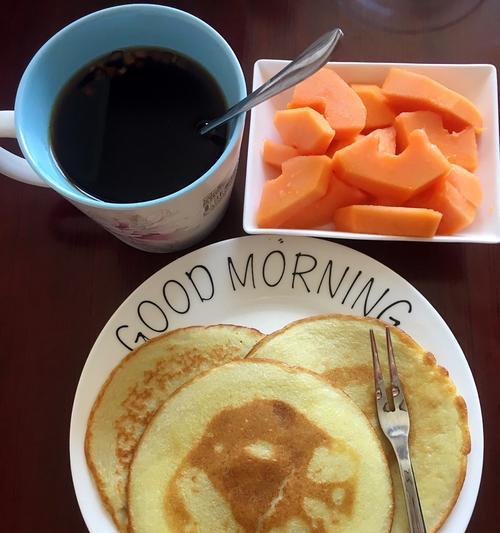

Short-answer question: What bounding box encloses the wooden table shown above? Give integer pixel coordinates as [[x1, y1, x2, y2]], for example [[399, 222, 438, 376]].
[[1, 1, 498, 531]]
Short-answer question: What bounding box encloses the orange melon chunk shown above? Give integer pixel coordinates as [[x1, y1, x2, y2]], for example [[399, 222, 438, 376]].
[[274, 107, 335, 155], [395, 111, 478, 171], [445, 164, 482, 207], [351, 84, 396, 131], [288, 68, 366, 139], [326, 136, 363, 158], [382, 68, 483, 131], [406, 177, 476, 235], [332, 129, 451, 203], [368, 126, 396, 154], [326, 127, 395, 158], [281, 174, 369, 229], [257, 155, 332, 228], [333, 205, 442, 237], [263, 140, 300, 168]]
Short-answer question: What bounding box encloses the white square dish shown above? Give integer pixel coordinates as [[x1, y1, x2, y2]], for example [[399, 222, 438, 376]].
[[243, 60, 500, 243]]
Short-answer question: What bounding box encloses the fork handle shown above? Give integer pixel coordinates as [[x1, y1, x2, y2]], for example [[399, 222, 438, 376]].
[[394, 444, 427, 533]]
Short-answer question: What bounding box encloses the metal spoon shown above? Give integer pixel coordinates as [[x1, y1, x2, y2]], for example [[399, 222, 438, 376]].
[[199, 28, 344, 135]]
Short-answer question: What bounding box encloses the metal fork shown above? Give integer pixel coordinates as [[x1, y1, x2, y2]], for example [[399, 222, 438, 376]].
[[369, 328, 427, 533]]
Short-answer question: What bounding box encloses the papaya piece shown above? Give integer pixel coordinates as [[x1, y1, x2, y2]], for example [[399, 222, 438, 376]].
[[332, 129, 451, 203], [274, 107, 335, 155], [445, 164, 482, 207], [288, 68, 366, 139], [281, 174, 370, 229], [333, 205, 442, 237], [395, 111, 478, 171], [326, 136, 363, 158], [351, 84, 396, 131], [256, 155, 332, 228], [367, 126, 396, 154], [262, 140, 300, 168], [326, 127, 395, 159], [406, 177, 476, 234], [382, 68, 483, 132]]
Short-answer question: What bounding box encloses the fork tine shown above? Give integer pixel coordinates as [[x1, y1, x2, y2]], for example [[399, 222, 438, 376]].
[[369, 329, 388, 410], [385, 327, 407, 411]]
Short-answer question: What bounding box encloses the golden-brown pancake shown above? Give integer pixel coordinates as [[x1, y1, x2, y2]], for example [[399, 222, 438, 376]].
[[85, 325, 263, 532], [128, 359, 394, 533], [247, 314, 470, 533]]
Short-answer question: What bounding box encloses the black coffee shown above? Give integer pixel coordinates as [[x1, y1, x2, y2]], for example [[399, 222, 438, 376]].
[[50, 47, 228, 203]]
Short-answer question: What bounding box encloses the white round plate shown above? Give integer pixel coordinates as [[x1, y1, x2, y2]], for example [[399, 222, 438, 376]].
[[70, 235, 482, 533]]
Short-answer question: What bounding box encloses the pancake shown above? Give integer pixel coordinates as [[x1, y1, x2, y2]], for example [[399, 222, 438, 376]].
[[247, 314, 470, 533], [85, 324, 263, 532], [128, 359, 394, 533]]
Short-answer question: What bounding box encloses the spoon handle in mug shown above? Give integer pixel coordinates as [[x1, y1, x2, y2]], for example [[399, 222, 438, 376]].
[[199, 28, 343, 134]]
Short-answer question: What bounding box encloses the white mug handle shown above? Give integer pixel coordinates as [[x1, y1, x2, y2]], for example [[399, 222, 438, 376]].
[[0, 110, 48, 187]]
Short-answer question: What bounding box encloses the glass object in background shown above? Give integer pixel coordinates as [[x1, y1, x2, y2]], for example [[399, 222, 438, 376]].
[[339, 0, 483, 33]]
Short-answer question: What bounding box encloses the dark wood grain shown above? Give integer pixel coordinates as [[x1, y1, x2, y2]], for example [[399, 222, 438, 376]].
[[0, 1, 498, 531]]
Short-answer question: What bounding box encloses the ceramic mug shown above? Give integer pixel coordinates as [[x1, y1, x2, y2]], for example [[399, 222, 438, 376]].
[[0, 4, 246, 252]]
